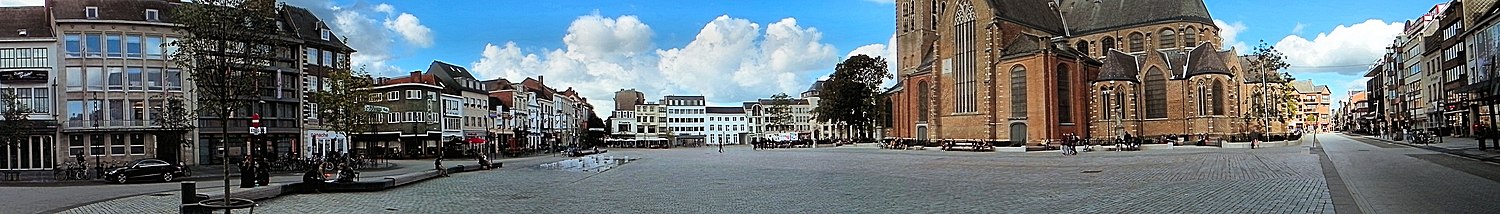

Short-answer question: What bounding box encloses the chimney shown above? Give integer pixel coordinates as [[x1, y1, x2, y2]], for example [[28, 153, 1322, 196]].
[[410, 70, 420, 80], [539, 75, 544, 84]]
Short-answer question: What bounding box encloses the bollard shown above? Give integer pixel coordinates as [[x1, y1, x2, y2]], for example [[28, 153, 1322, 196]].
[[181, 181, 197, 204]]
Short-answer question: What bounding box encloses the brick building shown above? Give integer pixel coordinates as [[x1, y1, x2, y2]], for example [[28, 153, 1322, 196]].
[[887, 0, 1287, 145]]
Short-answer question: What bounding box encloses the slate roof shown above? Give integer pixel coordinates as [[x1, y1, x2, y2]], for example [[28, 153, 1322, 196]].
[[705, 107, 745, 114], [984, 0, 1066, 35], [1096, 49, 1140, 82], [280, 6, 353, 51], [0, 6, 53, 39], [1183, 42, 1233, 77], [51, 0, 179, 22], [1290, 79, 1328, 94], [1058, 0, 1215, 35], [482, 78, 514, 91], [756, 98, 810, 106]]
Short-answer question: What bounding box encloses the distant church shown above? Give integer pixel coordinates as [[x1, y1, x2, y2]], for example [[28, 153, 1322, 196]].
[[886, 0, 1290, 145]]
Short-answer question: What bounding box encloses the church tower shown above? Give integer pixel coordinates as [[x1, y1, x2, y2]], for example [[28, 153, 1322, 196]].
[[895, 0, 939, 76]]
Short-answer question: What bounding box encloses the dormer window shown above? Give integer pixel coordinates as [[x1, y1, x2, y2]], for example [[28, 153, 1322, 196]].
[[145, 9, 159, 22], [85, 7, 99, 19], [17, 29, 26, 37], [320, 29, 330, 41]]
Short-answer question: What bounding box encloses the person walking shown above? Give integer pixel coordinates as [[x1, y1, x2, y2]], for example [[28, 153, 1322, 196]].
[[718, 142, 724, 153]]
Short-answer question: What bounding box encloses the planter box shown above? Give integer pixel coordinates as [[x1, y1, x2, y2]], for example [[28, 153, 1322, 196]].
[[1141, 144, 1172, 150], [995, 147, 1026, 153]]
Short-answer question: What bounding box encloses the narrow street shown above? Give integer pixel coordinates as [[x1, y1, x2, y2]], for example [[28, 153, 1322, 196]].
[[1318, 133, 1500, 213]]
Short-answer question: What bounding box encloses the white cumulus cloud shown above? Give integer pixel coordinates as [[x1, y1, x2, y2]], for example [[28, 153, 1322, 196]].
[[471, 15, 844, 116], [1275, 19, 1404, 75], [0, 0, 41, 6], [384, 13, 435, 47], [280, 0, 437, 76], [1213, 19, 1249, 53]]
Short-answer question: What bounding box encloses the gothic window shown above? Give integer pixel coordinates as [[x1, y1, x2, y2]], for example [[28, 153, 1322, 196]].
[[1101, 88, 1113, 120], [1101, 37, 1116, 52], [1128, 32, 1145, 52], [953, 1, 977, 113], [1197, 83, 1208, 116], [1159, 29, 1176, 49], [1213, 80, 1226, 115], [1057, 64, 1072, 123], [1011, 65, 1027, 118], [918, 81, 930, 122], [1145, 67, 1167, 118], [1184, 27, 1199, 47], [1075, 41, 1089, 56]]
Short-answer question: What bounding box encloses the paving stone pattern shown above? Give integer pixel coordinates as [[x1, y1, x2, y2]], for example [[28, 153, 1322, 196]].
[[62, 146, 1332, 214]]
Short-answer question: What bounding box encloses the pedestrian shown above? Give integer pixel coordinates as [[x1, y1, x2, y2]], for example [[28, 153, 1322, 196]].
[[435, 157, 449, 177], [718, 142, 724, 153]]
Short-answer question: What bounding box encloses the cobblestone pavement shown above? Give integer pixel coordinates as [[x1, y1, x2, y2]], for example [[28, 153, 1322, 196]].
[[4, 159, 433, 214], [57, 144, 1333, 214]]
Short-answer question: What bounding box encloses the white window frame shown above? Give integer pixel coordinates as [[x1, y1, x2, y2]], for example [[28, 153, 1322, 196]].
[[86, 7, 99, 19], [321, 29, 330, 41], [145, 9, 159, 22], [386, 91, 398, 101], [407, 90, 420, 99]]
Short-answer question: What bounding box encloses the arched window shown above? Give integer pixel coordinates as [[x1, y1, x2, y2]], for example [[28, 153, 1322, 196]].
[[953, 1, 977, 113], [1159, 29, 1176, 49], [1213, 80, 1226, 115], [1101, 37, 1116, 52], [1184, 27, 1199, 47], [1011, 65, 1027, 118], [1145, 67, 1167, 118], [1101, 87, 1112, 120], [1196, 83, 1208, 116], [1057, 64, 1072, 123], [1075, 41, 1089, 56], [918, 81, 930, 122], [1128, 32, 1145, 52]]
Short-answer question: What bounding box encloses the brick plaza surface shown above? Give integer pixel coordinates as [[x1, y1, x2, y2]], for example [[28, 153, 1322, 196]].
[[63, 144, 1332, 214]]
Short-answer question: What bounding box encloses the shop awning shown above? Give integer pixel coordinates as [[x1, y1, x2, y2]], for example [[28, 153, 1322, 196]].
[[467, 137, 487, 144]]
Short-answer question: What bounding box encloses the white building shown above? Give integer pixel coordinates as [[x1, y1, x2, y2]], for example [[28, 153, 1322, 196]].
[[705, 107, 747, 145], [663, 95, 706, 146]]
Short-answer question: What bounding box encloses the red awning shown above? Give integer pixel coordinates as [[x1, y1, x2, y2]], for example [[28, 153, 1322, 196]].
[[467, 138, 487, 144]]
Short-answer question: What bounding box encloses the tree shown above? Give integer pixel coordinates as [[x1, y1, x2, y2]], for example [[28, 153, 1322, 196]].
[[149, 94, 196, 164], [0, 90, 35, 147], [170, 0, 284, 206], [813, 55, 893, 139], [1241, 41, 1298, 140], [311, 66, 375, 159], [766, 92, 796, 133]]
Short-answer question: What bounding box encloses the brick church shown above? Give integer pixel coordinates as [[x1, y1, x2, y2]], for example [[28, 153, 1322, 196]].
[[886, 0, 1291, 146]]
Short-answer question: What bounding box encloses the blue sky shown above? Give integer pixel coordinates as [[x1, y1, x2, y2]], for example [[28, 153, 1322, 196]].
[[0, 0, 1450, 113]]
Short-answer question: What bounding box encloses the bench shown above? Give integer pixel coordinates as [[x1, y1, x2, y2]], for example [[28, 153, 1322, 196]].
[[942, 141, 994, 151]]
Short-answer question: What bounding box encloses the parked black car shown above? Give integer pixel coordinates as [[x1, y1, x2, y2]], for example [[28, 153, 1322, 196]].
[[104, 159, 186, 184]]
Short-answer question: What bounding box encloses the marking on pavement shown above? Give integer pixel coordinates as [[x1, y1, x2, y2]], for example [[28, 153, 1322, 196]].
[[1080, 170, 1102, 173]]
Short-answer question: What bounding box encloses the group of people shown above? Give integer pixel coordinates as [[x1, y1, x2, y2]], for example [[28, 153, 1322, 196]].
[[1060, 134, 1084, 156]]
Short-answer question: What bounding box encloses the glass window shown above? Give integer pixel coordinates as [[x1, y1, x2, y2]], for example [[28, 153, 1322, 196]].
[[146, 68, 163, 90], [1057, 64, 1071, 123], [65, 34, 81, 58], [305, 48, 317, 65], [1159, 29, 1176, 49], [85, 33, 102, 57], [107, 67, 124, 90], [1184, 27, 1199, 46], [67, 100, 84, 122], [145, 36, 163, 59], [164, 37, 178, 57], [126, 35, 142, 58], [67, 66, 84, 90], [166, 69, 182, 90], [1146, 68, 1168, 118], [127, 67, 143, 90], [106, 34, 122, 58], [1128, 32, 1145, 52], [31, 87, 49, 113], [86, 67, 104, 91], [90, 135, 103, 156], [322, 50, 332, 66], [108, 99, 125, 123], [110, 134, 125, 155], [1010, 65, 1027, 118]]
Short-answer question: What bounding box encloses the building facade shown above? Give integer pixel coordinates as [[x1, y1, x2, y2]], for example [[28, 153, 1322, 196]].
[[0, 6, 59, 170], [705, 107, 746, 145], [886, 0, 1288, 145]]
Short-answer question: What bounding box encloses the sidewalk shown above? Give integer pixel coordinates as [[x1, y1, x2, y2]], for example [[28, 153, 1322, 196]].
[[1356, 133, 1500, 163], [2, 159, 435, 186]]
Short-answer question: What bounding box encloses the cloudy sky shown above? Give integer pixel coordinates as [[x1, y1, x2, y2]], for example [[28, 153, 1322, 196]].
[[0, 0, 1449, 114]]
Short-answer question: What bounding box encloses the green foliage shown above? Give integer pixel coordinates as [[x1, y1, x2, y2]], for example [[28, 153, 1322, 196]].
[[0, 90, 35, 146], [813, 55, 892, 136], [312, 67, 377, 138], [169, 0, 283, 119], [766, 92, 795, 133], [150, 94, 196, 147], [1240, 40, 1297, 137]]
